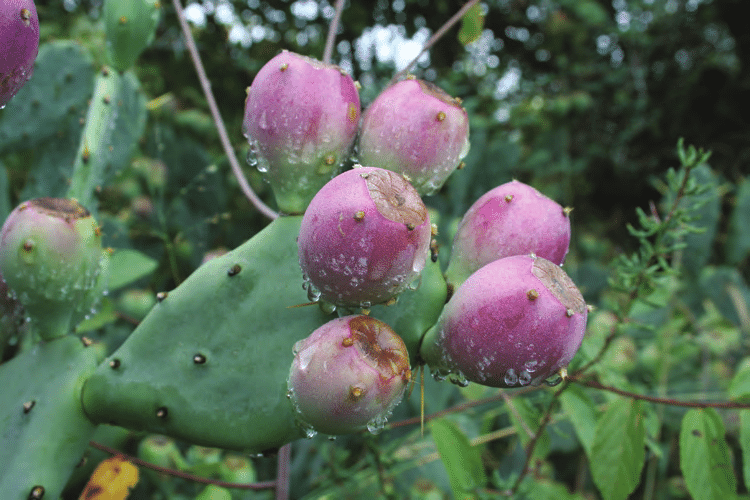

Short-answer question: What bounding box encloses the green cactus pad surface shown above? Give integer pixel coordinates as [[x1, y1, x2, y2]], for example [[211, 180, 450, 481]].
[[0, 335, 99, 500], [81, 216, 330, 452], [103, 0, 162, 72]]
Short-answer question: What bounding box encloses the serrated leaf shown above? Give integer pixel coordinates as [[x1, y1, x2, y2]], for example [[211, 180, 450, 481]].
[[107, 249, 158, 290], [729, 365, 750, 402], [560, 385, 597, 457], [590, 398, 646, 500], [679, 408, 736, 500], [458, 3, 484, 45], [431, 419, 486, 500]]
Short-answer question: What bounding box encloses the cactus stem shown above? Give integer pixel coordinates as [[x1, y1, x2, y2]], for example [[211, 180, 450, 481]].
[[156, 406, 168, 419], [504, 194, 514, 202], [227, 264, 242, 276], [22, 400, 35, 413], [156, 291, 168, 302], [28, 486, 45, 500], [109, 359, 121, 369], [527, 289, 539, 301], [193, 353, 207, 364]]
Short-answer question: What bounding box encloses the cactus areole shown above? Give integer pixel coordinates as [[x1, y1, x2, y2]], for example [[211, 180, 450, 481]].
[[242, 50, 361, 214], [287, 315, 411, 435], [0, 0, 39, 108], [0, 198, 103, 338], [421, 254, 587, 388], [298, 166, 432, 307], [357, 78, 469, 196]]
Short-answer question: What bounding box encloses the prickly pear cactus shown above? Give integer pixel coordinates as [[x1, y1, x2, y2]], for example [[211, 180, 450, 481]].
[[103, 0, 162, 72], [0, 335, 100, 500], [0, 0, 39, 108], [81, 216, 326, 452]]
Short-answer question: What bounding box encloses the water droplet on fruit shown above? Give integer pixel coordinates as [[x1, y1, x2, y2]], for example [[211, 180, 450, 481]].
[[523, 360, 539, 373], [544, 373, 563, 387], [431, 368, 448, 382], [449, 371, 469, 387], [307, 284, 321, 302], [504, 368, 518, 386], [319, 300, 337, 314], [359, 300, 372, 309], [258, 111, 270, 131], [246, 149, 258, 167], [303, 425, 317, 439], [518, 370, 532, 386], [367, 415, 387, 434]]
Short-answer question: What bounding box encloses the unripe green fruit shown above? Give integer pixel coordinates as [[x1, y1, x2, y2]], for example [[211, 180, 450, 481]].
[[0, 198, 104, 339]]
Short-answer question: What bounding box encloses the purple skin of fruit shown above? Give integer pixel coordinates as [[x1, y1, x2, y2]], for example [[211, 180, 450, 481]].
[[242, 50, 361, 213], [298, 166, 432, 307], [421, 254, 587, 388], [445, 180, 571, 289], [0, 0, 39, 108], [287, 315, 411, 435], [357, 78, 469, 196]]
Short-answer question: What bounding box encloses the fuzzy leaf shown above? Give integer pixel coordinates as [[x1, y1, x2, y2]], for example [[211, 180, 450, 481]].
[[590, 398, 646, 500], [107, 249, 158, 290], [679, 408, 736, 500], [458, 3, 484, 45], [431, 418, 486, 500]]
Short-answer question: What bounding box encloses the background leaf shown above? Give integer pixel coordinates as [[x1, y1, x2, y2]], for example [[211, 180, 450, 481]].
[[679, 408, 736, 500], [431, 418, 486, 500]]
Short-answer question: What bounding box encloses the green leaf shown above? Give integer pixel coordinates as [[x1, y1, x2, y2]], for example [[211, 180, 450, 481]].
[[729, 365, 750, 402], [740, 411, 750, 490], [559, 385, 597, 457], [506, 395, 550, 458], [430, 418, 486, 500], [590, 398, 646, 500], [727, 178, 750, 264], [458, 3, 484, 46], [107, 249, 158, 290], [679, 408, 736, 500]]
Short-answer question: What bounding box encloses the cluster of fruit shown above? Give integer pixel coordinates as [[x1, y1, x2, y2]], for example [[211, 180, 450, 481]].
[[242, 50, 587, 435]]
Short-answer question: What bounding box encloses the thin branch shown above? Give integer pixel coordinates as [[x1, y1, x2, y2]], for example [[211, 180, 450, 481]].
[[275, 443, 292, 500], [323, 0, 346, 64], [171, 0, 278, 220], [88, 441, 276, 490], [390, 0, 481, 85], [573, 377, 750, 409]]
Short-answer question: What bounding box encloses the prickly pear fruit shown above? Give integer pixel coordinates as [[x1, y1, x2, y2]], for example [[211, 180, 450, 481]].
[[103, 0, 162, 72], [0, 0, 39, 108], [0, 198, 104, 339], [444, 180, 571, 289], [298, 166, 432, 307], [357, 78, 469, 195], [421, 254, 587, 388], [243, 50, 361, 214], [287, 315, 411, 435]]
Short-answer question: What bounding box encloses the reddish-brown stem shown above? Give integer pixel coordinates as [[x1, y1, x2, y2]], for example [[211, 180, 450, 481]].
[[88, 440, 276, 490], [171, 0, 278, 220], [390, 0, 481, 85], [323, 0, 347, 65], [275, 443, 292, 500]]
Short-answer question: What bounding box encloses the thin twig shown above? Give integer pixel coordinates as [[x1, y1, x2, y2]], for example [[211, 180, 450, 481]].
[[572, 377, 750, 409], [88, 441, 276, 490], [171, 0, 278, 220], [389, 0, 481, 85], [276, 443, 292, 500], [323, 0, 346, 64]]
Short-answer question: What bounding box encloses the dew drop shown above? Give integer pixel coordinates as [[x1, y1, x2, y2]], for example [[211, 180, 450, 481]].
[[306, 284, 321, 302], [544, 373, 563, 387], [449, 372, 470, 387], [523, 360, 539, 373], [518, 370, 532, 386], [504, 368, 518, 386], [366, 415, 387, 434], [319, 301, 337, 314]]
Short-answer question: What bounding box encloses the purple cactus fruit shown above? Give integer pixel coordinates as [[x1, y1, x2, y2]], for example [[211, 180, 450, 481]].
[[243, 50, 361, 214], [421, 254, 587, 388], [357, 78, 469, 196], [444, 180, 571, 289], [298, 166, 432, 307], [0, 0, 39, 109], [0, 198, 104, 338], [287, 315, 411, 435]]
